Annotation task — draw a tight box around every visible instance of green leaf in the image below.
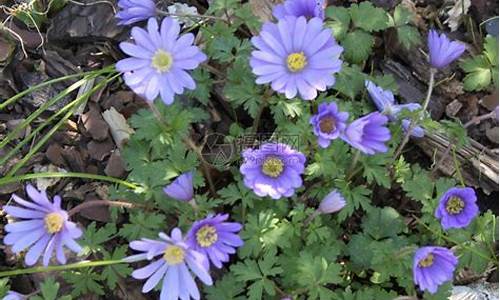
[360,153,391,188]
[224,58,263,118]
[342,30,374,64]
[463,66,492,91]
[62,269,104,297]
[350,2,390,32]
[80,222,116,254]
[334,65,366,99]
[397,25,421,49]
[204,274,246,300]
[325,6,351,41]
[101,246,133,289]
[337,184,372,221]
[461,48,495,91]
[393,4,414,26]
[186,69,213,105]
[118,212,166,240]
[484,36,499,66]
[40,278,60,300]
[0,280,8,298]
[362,206,406,240]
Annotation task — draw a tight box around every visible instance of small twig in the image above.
[68,200,137,217]
[431,110,496,174]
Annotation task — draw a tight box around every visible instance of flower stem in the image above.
[68,200,139,217]
[0,259,127,278]
[0,172,138,190]
[147,102,217,196]
[414,215,498,266]
[393,68,436,160]
[303,210,321,227]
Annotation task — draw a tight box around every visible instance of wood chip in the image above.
[82,105,109,141]
[102,107,134,149]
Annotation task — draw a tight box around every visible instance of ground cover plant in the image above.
[0,0,498,299]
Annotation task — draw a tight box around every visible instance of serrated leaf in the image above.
[334,65,366,98]
[62,270,104,297]
[393,4,414,26]
[484,36,499,66]
[40,278,59,300]
[325,6,351,40]
[343,30,374,64]
[463,66,492,91]
[397,25,421,49]
[362,207,406,240]
[101,246,133,289]
[204,274,246,300]
[350,2,390,32]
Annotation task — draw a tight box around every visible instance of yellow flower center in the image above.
[163,245,185,265]
[286,52,307,72]
[319,116,336,134]
[418,253,434,268]
[196,225,218,247]
[44,212,64,234]
[262,157,284,178]
[151,50,173,73]
[446,196,465,215]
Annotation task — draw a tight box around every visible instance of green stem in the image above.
[0,172,138,190]
[0,259,126,277]
[451,148,466,187]
[346,150,361,181]
[416,216,498,266]
[393,68,436,160]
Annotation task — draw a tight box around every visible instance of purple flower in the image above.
[341,112,391,155]
[2,185,82,266]
[163,172,194,202]
[186,214,243,268]
[413,246,458,294]
[318,189,346,214]
[116,17,207,105]
[250,16,343,100]
[240,143,306,199]
[128,228,212,300]
[3,291,26,300]
[365,80,424,137]
[116,0,156,25]
[310,102,349,148]
[273,0,325,20]
[435,187,479,230]
[428,30,465,69]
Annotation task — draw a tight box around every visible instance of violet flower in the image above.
[428,30,465,69]
[128,228,212,300]
[310,102,349,148]
[186,214,243,268]
[341,112,391,155]
[365,80,424,138]
[163,172,194,202]
[435,187,479,230]
[250,16,343,100]
[3,185,82,266]
[318,189,346,214]
[413,246,458,294]
[240,143,306,199]
[273,0,325,20]
[116,17,207,105]
[116,0,156,25]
